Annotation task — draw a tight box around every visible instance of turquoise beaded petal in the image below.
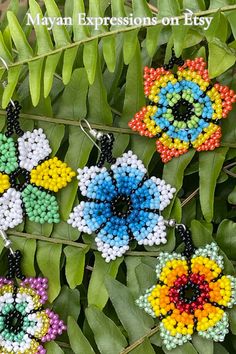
[22,185,60,224]
[0,133,18,174]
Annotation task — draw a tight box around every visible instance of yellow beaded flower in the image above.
[137,243,236,350]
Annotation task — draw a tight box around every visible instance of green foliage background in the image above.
[1,0,236,353]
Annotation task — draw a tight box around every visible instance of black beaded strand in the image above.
[5,101,23,138]
[163,49,184,71]
[177,224,195,259]
[97,133,116,168]
[6,250,26,281]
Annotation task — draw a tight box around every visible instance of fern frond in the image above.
[0,0,236,107]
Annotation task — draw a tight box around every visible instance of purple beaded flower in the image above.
[0,277,66,353]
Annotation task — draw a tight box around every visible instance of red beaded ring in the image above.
[129,53,236,163]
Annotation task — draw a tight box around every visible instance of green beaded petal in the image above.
[160,322,191,350]
[0,133,18,174]
[198,312,229,342]
[21,185,60,224]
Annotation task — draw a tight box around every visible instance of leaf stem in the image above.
[0,110,137,134]
[7,230,88,249]
[2,5,236,69]
[1,111,236,147]
[56,341,71,349]
[120,326,159,354]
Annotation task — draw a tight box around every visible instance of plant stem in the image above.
[1,5,236,69]
[1,111,236,148]
[120,326,160,354]
[56,341,71,349]
[7,230,87,249]
[0,110,136,134]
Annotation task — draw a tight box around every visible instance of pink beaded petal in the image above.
[36,346,46,354]
[20,277,48,304]
[0,277,13,287]
[41,309,66,343]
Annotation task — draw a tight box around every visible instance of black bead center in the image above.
[172,99,194,122]
[111,195,132,217]
[9,167,30,192]
[179,282,200,303]
[4,309,24,334]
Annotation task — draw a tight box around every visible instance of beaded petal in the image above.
[129,57,236,163]
[136,243,236,350]
[0,277,66,353]
[18,129,52,171]
[68,150,176,262]
[0,127,75,230]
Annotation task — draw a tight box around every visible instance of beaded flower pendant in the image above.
[0,248,66,353]
[68,133,176,262]
[0,101,75,230]
[129,52,236,163]
[136,225,236,350]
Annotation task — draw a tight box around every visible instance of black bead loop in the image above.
[5,101,23,138]
[163,49,184,70]
[6,250,25,281]
[97,133,116,168]
[177,225,195,259]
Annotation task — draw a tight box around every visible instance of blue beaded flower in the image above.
[68,151,176,262]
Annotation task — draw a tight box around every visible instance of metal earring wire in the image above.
[79,118,105,152]
[0,230,15,256]
[79,118,115,167]
[0,56,16,109]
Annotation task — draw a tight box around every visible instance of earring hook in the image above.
[0,56,16,109]
[0,230,15,256]
[79,118,104,152]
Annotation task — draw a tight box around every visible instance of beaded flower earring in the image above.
[129,51,236,163]
[68,120,176,262]
[0,230,66,353]
[0,101,75,230]
[136,221,236,350]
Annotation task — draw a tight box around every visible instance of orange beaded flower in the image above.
[129,53,236,163]
[137,241,236,350]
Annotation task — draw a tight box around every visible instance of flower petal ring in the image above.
[129,56,236,163]
[0,125,75,231]
[136,242,236,350]
[68,151,176,262]
[0,276,66,353]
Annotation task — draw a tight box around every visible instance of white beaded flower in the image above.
[68,151,176,262]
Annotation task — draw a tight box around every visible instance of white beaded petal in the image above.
[68,202,92,234]
[0,333,32,352]
[111,150,147,174]
[150,176,176,211]
[95,237,129,263]
[77,166,107,197]
[17,128,52,171]
[0,188,23,231]
[137,216,167,246]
